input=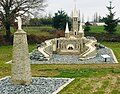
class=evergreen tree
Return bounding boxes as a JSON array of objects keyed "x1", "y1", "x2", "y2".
[
  {"x1": 103, "y1": 1, "x2": 119, "y2": 33},
  {"x1": 84, "y1": 21, "x2": 91, "y2": 33},
  {"x1": 52, "y1": 10, "x2": 71, "y2": 30}
]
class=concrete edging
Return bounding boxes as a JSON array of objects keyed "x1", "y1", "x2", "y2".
[
  {"x1": 109, "y1": 48, "x2": 119, "y2": 63},
  {"x1": 52, "y1": 78, "x2": 75, "y2": 94},
  {"x1": 0, "y1": 76, "x2": 10, "y2": 81}
]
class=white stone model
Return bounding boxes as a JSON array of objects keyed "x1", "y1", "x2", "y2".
[
  {"x1": 16, "y1": 16, "x2": 22, "y2": 30},
  {"x1": 38, "y1": 6, "x2": 97, "y2": 60}
]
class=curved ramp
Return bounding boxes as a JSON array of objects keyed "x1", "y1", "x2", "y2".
[
  {"x1": 38, "y1": 39, "x2": 52, "y2": 60},
  {"x1": 80, "y1": 39, "x2": 97, "y2": 60}
]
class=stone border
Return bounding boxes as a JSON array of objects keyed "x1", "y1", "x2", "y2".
[
  {"x1": 5, "y1": 60, "x2": 12, "y2": 64},
  {"x1": 109, "y1": 48, "x2": 119, "y2": 63},
  {"x1": 0, "y1": 76, "x2": 10, "y2": 81},
  {"x1": 52, "y1": 78, "x2": 75, "y2": 94},
  {"x1": 0, "y1": 76, "x2": 74, "y2": 94}
]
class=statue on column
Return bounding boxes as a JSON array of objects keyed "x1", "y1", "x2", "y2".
[{"x1": 16, "y1": 16, "x2": 22, "y2": 30}]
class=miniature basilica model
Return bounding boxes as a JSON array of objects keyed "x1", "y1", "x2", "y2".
[{"x1": 38, "y1": 7, "x2": 97, "y2": 60}]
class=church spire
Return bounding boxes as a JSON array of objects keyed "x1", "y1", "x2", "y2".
[
  {"x1": 65, "y1": 22, "x2": 69, "y2": 33},
  {"x1": 72, "y1": 0, "x2": 78, "y2": 17},
  {"x1": 79, "y1": 22, "x2": 83, "y2": 33}
]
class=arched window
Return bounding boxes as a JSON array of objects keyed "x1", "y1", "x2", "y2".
[
  {"x1": 74, "y1": 18, "x2": 77, "y2": 21},
  {"x1": 75, "y1": 32, "x2": 76, "y2": 35}
]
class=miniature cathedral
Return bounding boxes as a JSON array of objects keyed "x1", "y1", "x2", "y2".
[
  {"x1": 52, "y1": 7, "x2": 85, "y2": 55},
  {"x1": 38, "y1": 6, "x2": 97, "y2": 60}
]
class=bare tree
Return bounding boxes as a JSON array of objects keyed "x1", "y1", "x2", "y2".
[{"x1": 0, "y1": 0, "x2": 47, "y2": 38}]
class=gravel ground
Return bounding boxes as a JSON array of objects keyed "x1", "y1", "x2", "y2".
[
  {"x1": 0, "y1": 77, "x2": 71, "y2": 94},
  {"x1": 31, "y1": 48, "x2": 116, "y2": 64},
  {"x1": 6, "y1": 48, "x2": 117, "y2": 64}
]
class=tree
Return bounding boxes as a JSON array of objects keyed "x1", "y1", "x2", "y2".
[
  {"x1": 84, "y1": 21, "x2": 91, "y2": 33},
  {"x1": 52, "y1": 10, "x2": 71, "y2": 30},
  {"x1": 29, "y1": 17, "x2": 53, "y2": 26},
  {"x1": 0, "y1": 0, "x2": 46, "y2": 39},
  {"x1": 84, "y1": 21, "x2": 91, "y2": 35},
  {"x1": 103, "y1": 1, "x2": 119, "y2": 33}
]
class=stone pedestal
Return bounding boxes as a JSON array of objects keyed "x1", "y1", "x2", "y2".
[{"x1": 11, "y1": 30, "x2": 31, "y2": 85}]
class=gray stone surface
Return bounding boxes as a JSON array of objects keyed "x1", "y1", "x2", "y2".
[
  {"x1": 12, "y1": 29, "x2": 31, "y2": 85},
  {"x1": 6, "y1": 47, "x2": 117, "y2": 64},
  {"x1": 30, "y1": 49, "x2": 46, "y2": 61},
  {"x1": 0, "y1": 77, "x2": 70, "y2": 94},
  {"x1": 31, "y1": 48, "x2": 116, "y2": 64}
]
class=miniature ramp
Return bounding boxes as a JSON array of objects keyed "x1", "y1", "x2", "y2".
[
  {"x1": 38, "y1": 39, "x2": 52, "y2": 60},
  {"x1": 80, "y1": 39, "x2": 97, "y2": 60}
]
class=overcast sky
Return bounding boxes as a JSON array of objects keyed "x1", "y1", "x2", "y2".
[{"x1": 45, "y1": 0, "x2": 120, "y2": 21}]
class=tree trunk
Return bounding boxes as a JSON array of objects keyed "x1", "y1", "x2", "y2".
[{"x1": 5, "y1": 21, "x2": 11, "y2": 40}]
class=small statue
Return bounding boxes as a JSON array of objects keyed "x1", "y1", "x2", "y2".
[{"x1": 16, "y1": 16, "x2": 22, "y2": 30}]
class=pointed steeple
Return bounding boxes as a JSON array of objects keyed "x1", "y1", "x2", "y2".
[
  {"x1": 65, "y1": 22, "x2": 69, "y2": 33},
  {"x1": 72, "y1": 3, "x2": 78, "y2": 17},
  {"x1": 79, "y1": 23, "x2": 84, "y2": 33}
]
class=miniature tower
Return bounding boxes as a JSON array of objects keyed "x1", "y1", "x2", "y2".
[
  {"x1": 78, "y1": 22, "x2": 84, "y2": 38},
  {"x1": 11, "y1": 16, "x2": 32, "y2": 85},
  {"x1": 65, "y1": 22, "x2": 70, "y2": 38},
  {"x1": 72, "y1": 6, "x2": 79, "y2": 36}
]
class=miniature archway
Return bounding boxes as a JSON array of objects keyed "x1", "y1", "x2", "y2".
[{"x1": 67, "y1": 44, "x2": 74, "y2": 50}]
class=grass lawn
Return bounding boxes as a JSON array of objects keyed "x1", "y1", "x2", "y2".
[
  {"x1": 89, "y1": 25, "x2": 120, "y2": 34},
  {"x1": 59, "y1": 74, "x2": 120, "y2": 94},
  {"x1": 0, "y1": 26, "x2": 54, "y2": 36},
  {"x1": 0, "y1": 44, "x2": 36, "y2": 78},
  {"x1": 0, "y1": 42, "x2": 120, "y2": 93},
  {"x1": 23, "y1": 26, "x2": 53, "y2": 35}
]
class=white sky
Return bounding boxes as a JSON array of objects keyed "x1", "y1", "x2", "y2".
[{"x1": 45, "y1": 0, "x2": 120, "y2": 22}]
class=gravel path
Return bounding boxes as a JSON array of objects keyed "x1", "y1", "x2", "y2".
[
  {"x1": 31, "y1": 48, "x2": 117, "y2": 64},
  {"x1": 0, "y1": 77, "x2": 71, "y2": 94}
]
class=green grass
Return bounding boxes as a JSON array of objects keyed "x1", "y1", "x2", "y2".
[
  {"x1": 0, "y1": 42, "x2": 120, "y2": 78},
  {"x1": 54, "y1": 68, "x2": 117, "y2": 78},
  {"x1": 0, "y1": 45, "x2": 13, "y2": 64},
  {"x1": 58, "y1": 73, "x2": 120, "y2": 94},
  {"x1": 90, "y1": 26, "x2": 105, "y2": 33},
  {"x1": 0, "y1": 44, "x2": 36, "y2": 63},
  {"x1": 0, "y1": 44, "x2": 36, "y2": 78},
  {"x1": 23, "y1": 26, "x2": 53, "y2": 29},
  {"x1": 0, "y1": 38, "x2": 120, "y2": 93},
  {"x1": 0, "y1": 26, "x2": 53, "y2": 35},
  {"x1": 1, "y1": 25, "x2": 120, "y2": 35},
  {"x1": 87, "y1": 25, "x2": 120, "y2": 34},
  {"x1": 23, "y1": 26, "x2": 52, "y2": 35}
]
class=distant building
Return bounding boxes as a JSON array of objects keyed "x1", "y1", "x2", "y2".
[{"x1": 95, "y1": 22, "x2": 105, "y2": 26}]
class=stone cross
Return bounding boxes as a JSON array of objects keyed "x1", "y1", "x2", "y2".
[{"x1": 16, "y1": 16, "x2": 22, "y2": 30}]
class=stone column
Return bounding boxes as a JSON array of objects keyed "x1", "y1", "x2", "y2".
[{"x1": 11, "y1": 29, "x2": 32, "y2": 85}]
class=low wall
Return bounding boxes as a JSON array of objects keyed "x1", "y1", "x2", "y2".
[{"x1": 80, "y1": 38, "x2": 97, "y2": 59}]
